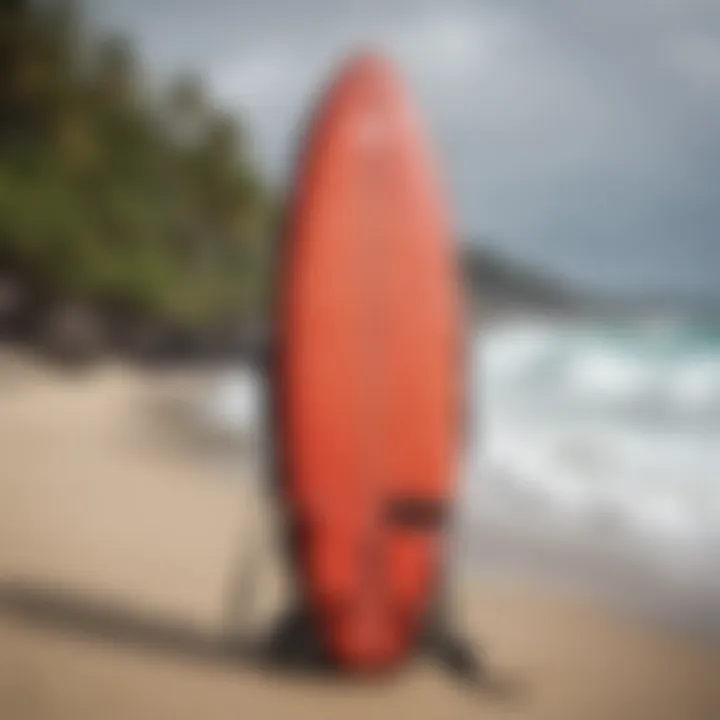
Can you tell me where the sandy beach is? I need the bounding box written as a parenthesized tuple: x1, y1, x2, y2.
(1, 353, 719, 720)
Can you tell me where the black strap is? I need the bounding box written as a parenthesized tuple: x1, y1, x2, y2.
(385, 497, 448, 530)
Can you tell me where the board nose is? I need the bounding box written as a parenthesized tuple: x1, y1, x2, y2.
(333, 50, 404, 110)
(340, 49, 396, 82)
(324, 51, 407, 157)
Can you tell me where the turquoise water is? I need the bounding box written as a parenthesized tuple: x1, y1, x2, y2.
(470, 316, 720, 556)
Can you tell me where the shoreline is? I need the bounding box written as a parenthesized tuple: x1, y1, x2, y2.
(1, 355, 720, 718)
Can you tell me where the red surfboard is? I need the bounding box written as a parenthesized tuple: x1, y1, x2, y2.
(274, 52, 463, 671)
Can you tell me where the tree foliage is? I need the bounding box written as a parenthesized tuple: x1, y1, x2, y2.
(0, 0, 274, 334)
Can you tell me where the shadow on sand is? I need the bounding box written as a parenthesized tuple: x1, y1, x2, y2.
(0, 577, 526, 700)
(0, 578, 313, 677)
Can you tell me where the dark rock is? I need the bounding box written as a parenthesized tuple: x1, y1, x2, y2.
(38, 301, 107, 366)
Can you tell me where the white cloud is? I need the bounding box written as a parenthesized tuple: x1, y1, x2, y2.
(672, 33, 720, 88)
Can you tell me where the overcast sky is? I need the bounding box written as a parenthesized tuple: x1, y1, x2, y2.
(86, 0, 720, 296)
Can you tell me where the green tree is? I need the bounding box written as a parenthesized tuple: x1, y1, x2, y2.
(0, 0, 275, 347)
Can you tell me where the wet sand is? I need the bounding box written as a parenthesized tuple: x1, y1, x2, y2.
(1, 355, 719, 719)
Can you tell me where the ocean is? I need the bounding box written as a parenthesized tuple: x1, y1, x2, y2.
(203, 315, 720, 634)
(471, 317, 720, 542)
